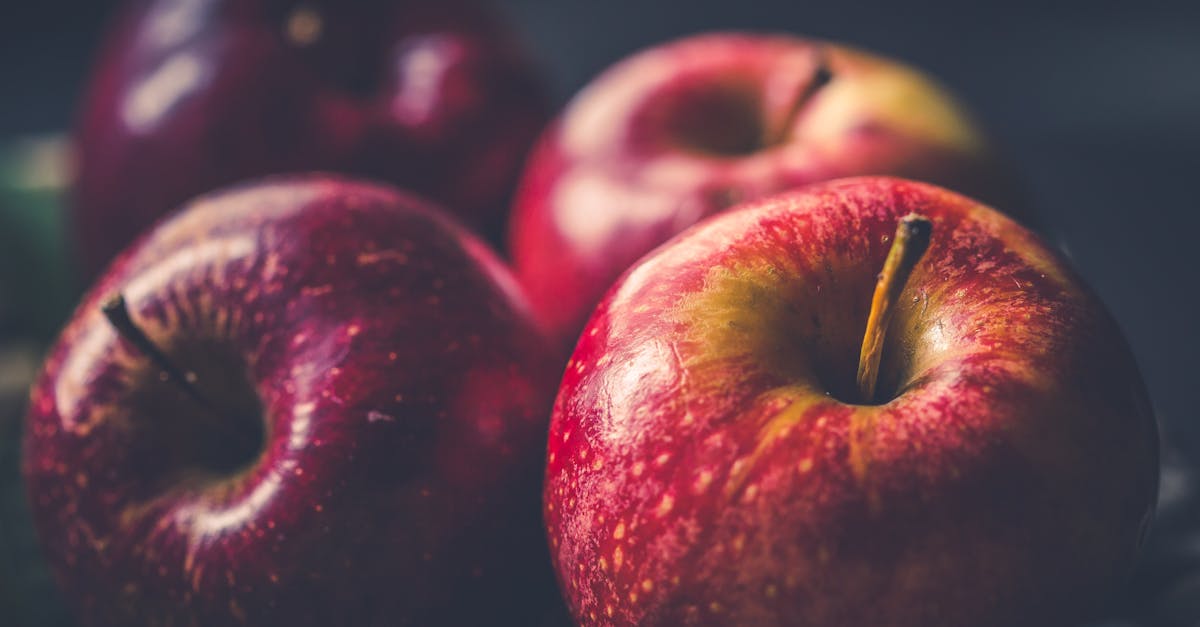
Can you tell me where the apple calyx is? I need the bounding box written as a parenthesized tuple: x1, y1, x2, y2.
(855, 213, 932, 403)
(99, 293, 258, 456)
(764, 50, 834, 148)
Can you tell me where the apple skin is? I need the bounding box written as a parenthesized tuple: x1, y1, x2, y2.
(544, 177, 1157, 626)
(72, 0, 547, 277)
(24, 176, 560, 626)
(509, 33, 1025, 352)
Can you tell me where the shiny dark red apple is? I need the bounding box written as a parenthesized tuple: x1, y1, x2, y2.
(545, 177, 1157, 626)
(24, 176, 560, 625)
(72, 0, 547, 277)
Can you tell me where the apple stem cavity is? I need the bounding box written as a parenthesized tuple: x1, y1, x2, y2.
(100, 293, 251, 448)
(765, 51, 833, 147)
(855, 214, 932, 403)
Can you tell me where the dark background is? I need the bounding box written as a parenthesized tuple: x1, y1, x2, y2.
(1, 0, 1198, 625)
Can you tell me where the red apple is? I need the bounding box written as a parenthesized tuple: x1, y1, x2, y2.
(509, 33, 1025, 351)
(544, 177, 1157, 626)
(72, 0, 547, 277)
(25, 176, 560, 625)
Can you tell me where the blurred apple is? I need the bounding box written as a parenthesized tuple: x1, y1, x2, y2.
(72, 0, 548, 277)
(509, 33, 1025, 351)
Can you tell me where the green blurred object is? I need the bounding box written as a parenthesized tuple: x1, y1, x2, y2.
(0, 135, 78, 342)
(0, 136, 78, 626)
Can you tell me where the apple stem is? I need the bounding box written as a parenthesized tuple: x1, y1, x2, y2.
(100, 293, 229, 421)
(765, 51, 833, 147)
(855, 214, 932, 403)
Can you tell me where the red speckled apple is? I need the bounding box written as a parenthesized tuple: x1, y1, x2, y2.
(25, 176, 560, 625)
(544, 177, 1156, 626)
(72, 0, 547, 277)
(510, 33, 1025, 351)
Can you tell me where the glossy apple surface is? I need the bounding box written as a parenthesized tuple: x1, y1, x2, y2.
(25, 176, 559, 625)
(510, 33, 1024, 351)
(545, 177, 1156, 626)
(72, 0, 547, 276)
